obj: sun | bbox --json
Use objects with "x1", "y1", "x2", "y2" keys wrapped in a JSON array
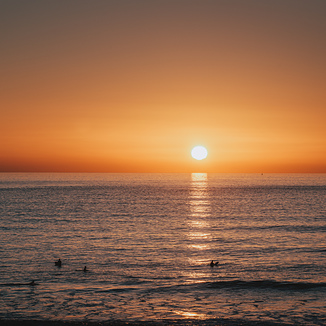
[{"x1": 191, "y1": 146, "x2": 208, "y2": 160}]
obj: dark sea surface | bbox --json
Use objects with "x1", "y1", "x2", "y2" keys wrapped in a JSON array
[{"x1": 0, "y1": 173, "x2": 325, "y2": 325}]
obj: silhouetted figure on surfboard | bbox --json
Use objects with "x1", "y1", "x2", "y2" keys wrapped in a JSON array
[
  {"x1": 55, "y1": 259, "x2": 62, "y2": 267},
  {"x1": 0, "y1": 280, "x2": 37, "y2": 286},
  {"x1": 210, "y1": 260, "x2": 219, "y2": 267},
  {"x1": 75, "y1": 266, "x2": 88, "y2": 272}
]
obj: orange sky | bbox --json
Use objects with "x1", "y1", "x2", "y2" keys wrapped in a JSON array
[{"x1": 1, "y1": 0, "x2": 326, "y2": 173}]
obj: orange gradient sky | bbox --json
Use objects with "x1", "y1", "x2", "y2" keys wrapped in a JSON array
[{"x1": 1, "y1": 0, "x2": 326, "y2": 173}]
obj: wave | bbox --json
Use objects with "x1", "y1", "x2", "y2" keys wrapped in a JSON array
[
  {"x1": 0, "y1": 318, "x2": 300, "y2": 326},
  {"x1": 140, "y1": 279, "x2": 326, "y2": 296},
  {"x1": 205, "y1": 280, "x2": 326, "y2": 291}
]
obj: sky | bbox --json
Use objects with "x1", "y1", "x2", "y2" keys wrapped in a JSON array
[{"x1": 1, "y1": 0, "x2": 326, "y2": 173}]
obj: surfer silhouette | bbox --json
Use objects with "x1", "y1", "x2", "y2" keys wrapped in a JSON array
[
  {"x1": 55, "y1": 259, "x2": 62, "y2": 267},
  {"x1": 210, "y1": 260, "x2": 219, "y2": 267}
]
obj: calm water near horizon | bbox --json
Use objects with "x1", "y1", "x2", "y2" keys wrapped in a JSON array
[{"x1": 0, "y1": 173, "x2": 325, "y2": 325}]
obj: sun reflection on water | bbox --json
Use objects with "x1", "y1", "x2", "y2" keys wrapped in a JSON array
[
  {"x1": 186, "y1": 173, "x2": 212, "y2": 267},
  {"x1": 174, "y1": 310, "x2": 207, "y2": 319}
]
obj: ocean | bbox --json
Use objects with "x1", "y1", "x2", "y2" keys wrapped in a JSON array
[{"x1": 0, "y1": 173, "x2": 325, "y2": 325}]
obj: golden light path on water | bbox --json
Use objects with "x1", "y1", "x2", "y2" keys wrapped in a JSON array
[
  {"x1": 188, "y1": 173, "x2": 211, "y2": 250},
  {"x1": 175, "y1": 173, "x2": 212, "y2": 319},
  {"x1": 188, "y1": 173, "x2": 211, "y2": 274}
]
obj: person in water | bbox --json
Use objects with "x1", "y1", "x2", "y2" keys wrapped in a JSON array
[
  {"x1": 210, "y1": 260, "x2": 219, "y2": 267},
  {"x1": 83, "y1": 266, "x2": 87, "y2": 272},
  {"x1": 55, "y1": 259, "x2": 62, "y2": 267}
]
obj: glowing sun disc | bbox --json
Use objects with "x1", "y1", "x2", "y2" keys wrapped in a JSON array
[{"x1": 191, "y1": 146, "x2": 208, "y2": 160}]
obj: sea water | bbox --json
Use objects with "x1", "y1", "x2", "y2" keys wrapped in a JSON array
[{"x1": 0, "y1": 173, "x2": 325, "y2": 325}]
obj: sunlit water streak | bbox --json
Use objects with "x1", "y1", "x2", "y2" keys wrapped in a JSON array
[{"x1": 0, "y1": 173, "x2": 325, "y2": 325}]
